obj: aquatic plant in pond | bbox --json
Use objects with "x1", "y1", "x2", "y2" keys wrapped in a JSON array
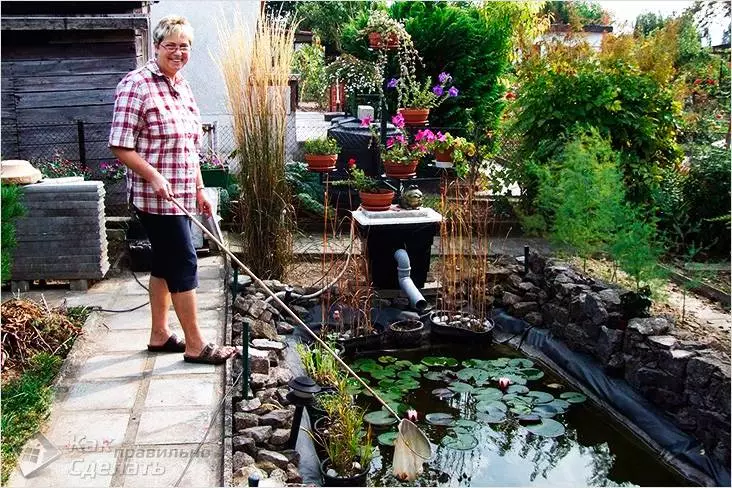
[{"x1": 347, "y1": 347, "x2": 686, "y2": 486}]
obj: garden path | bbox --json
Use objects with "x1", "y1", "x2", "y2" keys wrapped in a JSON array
[{"x1": 6, "y1": 255, "x2": 228, "y2": 487}]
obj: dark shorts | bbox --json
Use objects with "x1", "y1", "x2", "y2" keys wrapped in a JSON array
[{"x1": 135, "y1": 208, "x2": 198, "y2": 293}]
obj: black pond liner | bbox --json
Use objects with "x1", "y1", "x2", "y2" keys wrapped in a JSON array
[{"x1": 492, "y1": 309, "x2": 731, "y2": 487}]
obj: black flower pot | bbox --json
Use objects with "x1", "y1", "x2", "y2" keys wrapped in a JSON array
[
  {"x1": 320, "y1": 458, "x2": 369, "y2": 487},
  {"x1": 386, "y1": 319, "x2": 425, "y2": 347},
  {"x1": 307, "y1": 388, "x2": 335, "y2": 425},
  {"x1": 428, "y1": 310, "x2": 494, "y2": 343}
]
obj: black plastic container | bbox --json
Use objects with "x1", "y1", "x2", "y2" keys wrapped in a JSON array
[
  {"x1": 356, "y1": 221, "x2": 438, "y2": 289},
  {"x1": 327, "y1": 117, "x2": 400, "y2": 179},
  {"x1": 320, "y1": 459, "x2": 369, "y2": 487},
  {"x1": 428, "y1": 310, "x2": 494, "y2": 343}
]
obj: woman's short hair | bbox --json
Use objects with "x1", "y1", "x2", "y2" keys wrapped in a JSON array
[{"x1": 152, "y1": 15, "x2": 194, "y2": 46}]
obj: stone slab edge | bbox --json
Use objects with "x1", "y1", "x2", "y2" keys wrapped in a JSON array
[{"x1": 223, "y1": 255, "x2": 234, "y2": 488}]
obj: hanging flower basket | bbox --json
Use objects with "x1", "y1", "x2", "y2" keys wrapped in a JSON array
[
  {"x1": 359, "y1": 189, "x2": 394, "y2": 211},
  {"x1": 384, "y1": 159, "x2": 418, "y2": 179},
  {"x1": 304, "y1": 154, "x2": 338, "y2": 172},
  {"x1": 368, "y1": 31, "x2": 399, "y2": 50},
  {"x1": 398, "y1": 108, "x2": 430, "y2": 126}
]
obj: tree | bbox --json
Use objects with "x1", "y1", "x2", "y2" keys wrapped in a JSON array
[
  {"x1": 634, "y1": 12, "x2": 667, "y2": 37},
  {"x1": 296, "y1": 1, "x2": 375, "y2": 56}
]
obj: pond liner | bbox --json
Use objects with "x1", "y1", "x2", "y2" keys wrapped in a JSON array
[
  {"x1": 492, "y1": 310, "x2": 730, "y2": 487},
  {"x1": 282, "y1": 334, "x2": 323, "y2": 486}
]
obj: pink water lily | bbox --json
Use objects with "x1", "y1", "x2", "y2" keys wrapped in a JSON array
[
  {"x1": 498, "y1": 377, "x2": 511, "y2": 392},
  {"x1": 406, "y1": 409, "x2": 419, "y2": 422}
]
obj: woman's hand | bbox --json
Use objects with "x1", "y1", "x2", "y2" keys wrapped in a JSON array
[
  {"x1": 150, "y1": 172, "x2": 173, "y2": 200},
  {"x1": 196, "y1": 188, "x2": 213, "y2": 216}
]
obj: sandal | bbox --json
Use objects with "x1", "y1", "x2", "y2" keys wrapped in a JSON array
[
  {"x1": 183, "y1": 343, "x2": 239, "y2": 365},
  {"x1": 147, "y1": 333, "x2": 186, "y2": 353}
]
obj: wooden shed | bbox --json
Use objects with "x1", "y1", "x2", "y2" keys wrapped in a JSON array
[{"x1": 1, "y1": 1, "x2": 151, "y2": 175}]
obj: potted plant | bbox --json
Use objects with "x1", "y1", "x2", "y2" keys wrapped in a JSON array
[
  {"x1": 372, "y1": 113, "x2": 430, "y2": 179},
  {"x1": 386, "y1": 319, "x2": 425, "y2": 347},
  {"x1": 396, "y1": 71, "x2": 459, "y2": 125},
  {"x1": 304, "y1": 137, "x2": 341, "y2": 172},
  {"x1": 346, "y1": 160, "x2": 394, "y2": 211},
  {"x1": 199, "y1": 150, "x2": 228, "y2": 187},
  {"x1": 362, "y1": 10, "x2": 405, "y2": 50},
  {"x1": 431, "y1": 131, "x2": 476, "y2": 177}
]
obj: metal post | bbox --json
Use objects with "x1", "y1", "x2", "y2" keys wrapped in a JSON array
[
  {"x1": 287, "y1": 404, "x2": 305, "y2": 449},
  {"x1": 524, "y1": 245, "x2": 530, "y2": 275},
  {"x1": 77, "y1": 120, "x2": 87, "y2": 170},
  {"x1": 232, "y1": 266, "x2": 239, "y2": 307},
  {"x1": 242, "y1": 318, "x2": 251, "y2": 399}
]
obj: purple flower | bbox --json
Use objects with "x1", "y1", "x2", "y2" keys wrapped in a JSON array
[
  {"x1": 438, "y1": 72, "x2": 451, "y2": 85},
  {"x1": 386, "y1": 137, "x2": 395, "y2": 148},
  {"x1": 391, "y1": 113, "x2": 405, "y2": 129},
  {"x1": 387, "y1": 78, "x2": 398, "y2": 89},
  {"x1": 448, "y1": 86, "x2": 459, "y2": 97},
  {"x1": 432, "y1": 85, "x2": 444, "y2": 97}
]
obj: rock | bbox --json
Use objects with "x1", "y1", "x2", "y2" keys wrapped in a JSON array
[
  {"x1": 249, "y1": 348, "x2": 270, "y2": 375},
  {"x1": 275, "y1": 387, "x2": 291, "y2": 406},
  {"x1": 527, "y1": 250, "x2": 547, "y2": 274},
  {"x1": 501, "y1": 291, "x2": 522, "y2": 306},
  {"x1": 239, "y1": 425, "x2": 273, "y2": 444},
  {"x1": 648, "y1": 335, "x2": 677, "y2": 350},
  {"x1": 541, "y1": 303, "x2": 569, "y2": 326},
  {"x1": 598, "y1": 288, "x2": 621, "y2": 308},
  {"x1": 233, "y1": 451, "x2": 256, "y2": 470},
  {"x1": 290, "y1": 304, "x2": 310, "y2": 318},
  {"x1": 554, "y1": 273, "x2": 574, "y2": 284},
  {"x1": 627, "y1": 317, "x2": 672, "y2": 336},
  {"x1": 250, "y1": 319, "x2": 279, "y2": 341},
  {"x1": 271, "y1": 367, "x2": 294, "y2": 386},
  {"x1": 260, "y1": 409, "x2": 294, "y2": 429},
  {"x1": 658, "y1": 348, "x2": 695, "y2": 378},
  {"x1": 269, "y1": 428, "x2": 290, "y2": 445},
  {"x1": 486, "y1": 266, "x2": 512, "y2": 279},
  {"x1": 576, "y1": 293, "x2": 608, "y2": 326},
  {"x1": 518, "y1": 281, "x2": 538, "y2": 293},
  {"x1": 248, "y1": 300, "x2": 266, "y2": 319},
  {"x1": 238, "y1": 398, "x2": 262, "y2": 413},
  {"x1": 255, "y1": 388, "x2": 277, "y2": 402},
  {"x1": 257, "y1": 449, "x2": 290, "y2": 470},
  {"x1": 280, "y1": 449, "x2": 300, "y2": 465},
  {"x1": 596, "y1": 326, "x2": 625, "y2": 370},
  {"x1": 286, "y1": 463, "x2": 302, "y2": 484},
  {"x1": 233, "y1": 435, "x2": 257, "y2": 455},
  {"x1": 686, "y1": 355, "x2": 731, "y2": 414},
  {"x1": 524, "y1": 271, "x2": 544, "y2": 286},
  {"x1": 506, "y1": 274, "x2": 522, "y2": 290},
  {"x1": 252, "y1": 339, "x2": 286, "y2": 351},
  {"x1": 262, "y1": 279, "x2": 287, "y2": 292},
  {"x1": 234, "y1": 466, "x2": 266, "y2": 485},
  {"x1": 392, "y1": 297, "x2": 410, "y2": 307},
  {"x1": 275, "y1": 321, "x2": 294, "y2": 334},
  {"x1": 233, "y1": 296, "x2": 252, "y2": 314},
  {"x1": 509, "y1": 301, "x2": 539, "y2": 318},
  {"x1": 251, "y1": 373, "x2": 278, "y2": 389},
  {"x1": 524, "y1": 312, "x2": 543, "y2": 327},
  {"x1": 256, "y1": 461, "x2": 279, "y2": 474},
  {"x1": 234, "y1": 412, "x2": 259, "y2": 431},
  {"x1": 253, "y1": 403, "x2": 279, "y2": 416},
  {"x1": 268, "y1": 468, "x2": 288, "y2": 486}
]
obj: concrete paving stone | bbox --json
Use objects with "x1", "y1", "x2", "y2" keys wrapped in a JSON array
[
  {"x1": 98, "y1": 308, "x2": 152, "y2": 330},
  {"x1": 197, "y1": 266, "x2": 223, "y2": 280},
  {"x1": 8, "y1": 449, "x2": 117, "y2": 488},
  {"x1": 135, "y1": 408, "x2": 220, "y2": 445},
  {"x1": 122, "y1": 279, "x2": 152, "y2": 296},
  {"x1": 62, "y1": 379, "x2": 141, "y2": 410},
  {"x1": 119, "y1": 443, "x2": 221, "y2": 487},
  {"x1": 197, "y1": 255, "x2": 222, "y2": 268},
  {"x1": 170, "y1": 309, "x2": 223, "y2": 329},
  {"x1": 77, "y1": 352, "x2": 148, "y2": 380},
  {"x1": 196, "y1": 293, "x2": 225, "y2": 311},
  {"x1": 144, "y1": 377, "x2": 217, "y2": 408},
  {"x1": 151, "y1": 354, "x2": 216, "y2": 376},
  {"x1": 45, "y1": 411, "x2": 130, "y2": 449}
]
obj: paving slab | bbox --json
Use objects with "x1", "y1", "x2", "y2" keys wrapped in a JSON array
[
  {"x1": 76, "y1": 352, "x2": 148, "y2": 381},
  {"x1": 144, "y1": 376, "x2": 218, "y2": 408},
  {"x1": 62, "y1": 379, "x2": 142, "y2": 411},
  {"x1": 44, "y1": 411, "x2": 131, "y2": 449},
  {"x1": 119, "y1": 443, "x2": 221, "y2": 487},
  {"x1": 9, "y1": 450, "x2": 117, "y2": 488},
  {"x1": 135, "y1": 408, "x2": 220, "y2": 445},
  {"x1": 151, "y1": 354, "x2": 217, "y2": 376}
]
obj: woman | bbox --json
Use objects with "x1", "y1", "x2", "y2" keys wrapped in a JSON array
[{"x1": 109, "y1": 15, "x2": 237, "y2": 364}]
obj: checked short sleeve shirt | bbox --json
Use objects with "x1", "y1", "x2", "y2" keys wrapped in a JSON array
[{"x1": 109, "y1": 59, "x2": 201, "y2": 215}]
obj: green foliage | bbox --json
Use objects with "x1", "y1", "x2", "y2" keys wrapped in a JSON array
[
  {"x1": 1, "y1": 185, "x2": 25, "y2": 281},
  {"x1": 634, "y1": 12, "x2": 668, "y2": 37},
  {"x1": 389, "y1": 2, "x2": 514, "y2": 131},
  {"x1": 1, "y1": 353, "x2": 62, "y2": 484},
  {"x1": 542, "y1": 1, "x2": 606, "y2": 27},
  {"x1": 285, "y1": 161, "x2": 332, "y2": 218},
  {"x1": 296, "y1": 1, "x2": 375, "y2": 55},
  {"x1": 349, "y1": 167, "x2": 380, "y2": 192},
  {"x1": 31, "y1": 150, "x2": 90, "y2": 179},
  {"x1": 292, "y1": 43, "x2": 328, "y2": 107},
  {"x1": 608, "y1": 207, "x2": 664, "y2": 291},
  {"x1": 303, "y1": 136, "x2": 340, "y2": 155}
]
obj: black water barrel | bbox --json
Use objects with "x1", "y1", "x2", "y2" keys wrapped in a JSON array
[{"x1": 327, "y1": 117, "x2": 401, "y2": 179}]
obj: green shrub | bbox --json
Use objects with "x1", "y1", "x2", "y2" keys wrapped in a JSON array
[
  {"x1": 1, "y1": 185, "x2": 25, "y2": 281},
  {"x1": 295, "y1": 1, "x2": 375, "y2": 56},
  {"x1": 285, "y1": 161, "x2": 333, "y2": 218},
  {"x1": 303, "y1": 137, "x2": 341, "y2": 155},
  {"x1": 292, "y1": 43, "x2": 329, "y2": 108}
]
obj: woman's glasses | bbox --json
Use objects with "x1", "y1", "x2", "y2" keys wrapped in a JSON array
[{"x1": 160, "y1": 43, "x2": 190, "y2": 53}]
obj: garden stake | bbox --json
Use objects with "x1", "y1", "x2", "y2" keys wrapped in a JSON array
[
  {"x1": 171, "y1": 197, "x2": 432, "y2": 478},
  {"x1": 242, "y1": 318, "x2": 251, "y2": 399}
]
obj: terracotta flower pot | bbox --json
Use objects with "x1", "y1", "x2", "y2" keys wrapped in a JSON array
[
  {"x1": 398, "y1": 108, "x2": 430, "y2": 126},
  {"x1": 434, "y1": 147, "x2": 454, "y2": 163},
  {"x1": 359, "y1": 189, "x2": 394, "y2": 211},
  {"x1": 368, "y1": 32, "x2": 399, "y2": 50},
  {"x1": 305, "y1": 154, "x2": 337, "y2": 172},
  {"x1": 384, "y1": 159, "x2": 419, "y2": 179}
]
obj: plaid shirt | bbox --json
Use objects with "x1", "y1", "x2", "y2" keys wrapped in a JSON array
[{"x1": 109, "y1": 59, "x2": 201, "y2": 215}]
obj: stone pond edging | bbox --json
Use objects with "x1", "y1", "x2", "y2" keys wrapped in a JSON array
[{"x1": 489, "y1": 251, "x2": 731, "y2": 468}]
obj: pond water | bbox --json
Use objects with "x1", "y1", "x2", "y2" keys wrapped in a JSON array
[{"x1": 348, "y1": 343, "x2": 687, "y2": 487}]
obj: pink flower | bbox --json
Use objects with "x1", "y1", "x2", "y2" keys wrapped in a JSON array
[
  {"x1": 436, "y1": 131, "x2": 447, "y2": 142},
  {"x1": 360, "y1": 116, "x2": 373, "y2": 127},
  {"x1": 332, "y1": 310, "x2": 341, "y2": 321},
  {"x1": 498, "y1": 377, "x2": 511, "y2": 392},
  {"x1": 391, "y1": 113, "x2": 405, "y2": 129},
  {"x1": 406, "y1": 409, "x2": 418, "y2": 422},
  {"x1": 395, "y1": 134, "x2": 406, "y2": 145},
  {"x1": 348, "y1": 158, "x2": 357, "y2": 168},
  {"x1": 386, "y1": 137, "x2": 395, "y2": 148}
]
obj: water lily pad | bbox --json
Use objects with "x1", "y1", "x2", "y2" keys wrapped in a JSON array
[
  {"x1": 369, "y1": 367, "x2": 394, "y2": 380},
  {"x1": 510, "y1": 404, "x2": 533, "y2": 415},
  {"x1": 394, "y1": 360, "x2": 413, "y2": 369},
  {"x1": 489, "y1": 357, "x2": 510, "y2": 368},
  {"x1": 410, "y1": 364, "x2": 429, "y2": 373},
  {"x1": 421, "y1": 356, "x2": 447, "y2": 367},
  {"x1": 432, "y1": 388, "x2": 455, "y2": 400},
  {"x1": 345, "y1": 380, "x2": 363, "y2": 395},
  {"x1": 525, "y1": 418, "x2": 565, "y2": 438},
  {"x1": 426, "y1": 412, "x2": 455, "y2": 426},
  {"x1": 441, "y1": 432, "x2": 478, "y2": 450},
  {"x1": 476, "y1": 400, "x2": 508, "y2": 413},
  {"x1": 457, "y1": 368, "x2": 481, "y2": 381},
  {"x1": 507, "y1": 384, "x2": 529, "y2": 395},
  {"x1": 378, "y1": 355, "x2": 397, "y2": 364},
  {"x1": 377, "y1": 431, "x2": 398, "y2": 447},
  {"x1": 462, "y1": 359, "x2": 488, "y2": 369},
  {"x1": 448, "y1": 382, "x2": 474, "y2": 394},
  {"x1": 364, "y1": 410, "x2": 397, "y2": 426},
  {"x1": 358, "y1": 360, "x2": 381, "y2": 372},
  {"x1": 547, "y1": 399, "x2": 570, "y2": 413},
  {"x1": 476, "y1": 410, "x2": 507, "y2": 423},
  {"x1": 397, "y1": 369, "x2": 421, "y2": 380},
  {"x1": 453, "y1": 419, "x2": 479, "y2": 430},
  {"x1": 473, "y1": 388, "x2": 503, "y2": 402},
  {"x1": 395, "y1": 378, "x2": 420, "y2": 390},
  {"x1": 520, "y1": 368, "x2": 545, "y2": 381},
  {"x1": 509, "y1": 358, "x2": 534, "y2": 368},
  {"x1": 560, "y1": 391, "x2": 587, "y2": 404},
  {"x1": 378, "y1": 379, "x2": 397, "y2": 390},
  {"x1": 424, "y1": 371, "x2": 448, "y2": 382},
  {"x1": 526, "y1": 391, "x2": 554, "y2": 404},
  {"x1": 518, "y1": 413, "x2": 542, "y2": 424},
  {"x1": 493, "y1": 373, "x2": 527, "y2": 385},
  {"x1": 533, "y1": 404, "x2": 559, "y2": 418}
]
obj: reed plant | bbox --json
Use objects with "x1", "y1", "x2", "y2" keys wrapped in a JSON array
[{"x1": 216, "y1": 13, "x2": 296, "y2": 279}]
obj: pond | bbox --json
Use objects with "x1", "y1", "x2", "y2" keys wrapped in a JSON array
[{"x1": 347, "y1": 343, "x2": 687, "y2": 487}]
